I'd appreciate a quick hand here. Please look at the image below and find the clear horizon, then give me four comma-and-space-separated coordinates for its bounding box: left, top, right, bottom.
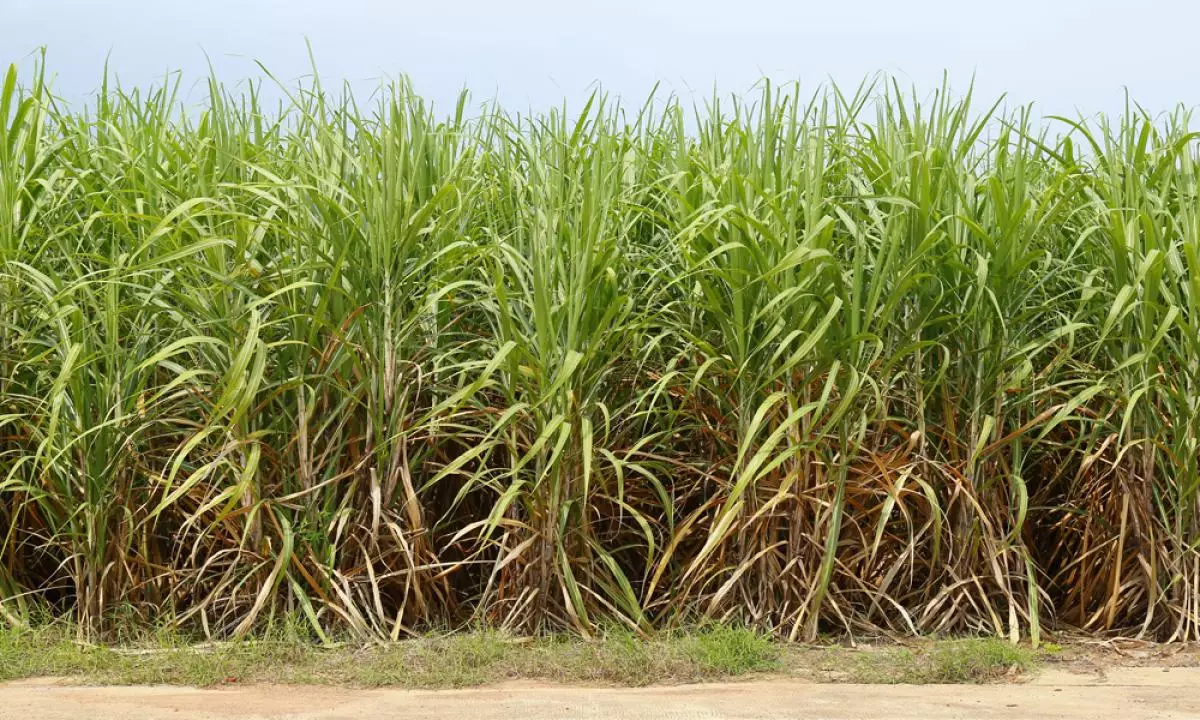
6, 0, 1197, 118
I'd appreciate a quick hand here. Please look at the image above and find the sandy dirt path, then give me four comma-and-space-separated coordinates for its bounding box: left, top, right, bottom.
3, 667, 1198, 719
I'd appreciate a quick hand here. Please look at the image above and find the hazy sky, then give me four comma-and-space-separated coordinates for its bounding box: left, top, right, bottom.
5, 0, 1197, 118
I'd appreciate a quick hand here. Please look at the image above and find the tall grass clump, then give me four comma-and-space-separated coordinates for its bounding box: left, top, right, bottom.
3, 56, 1200, 643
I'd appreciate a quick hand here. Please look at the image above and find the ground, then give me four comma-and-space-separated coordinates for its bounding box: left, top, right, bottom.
3, 668, 1199, 719
2, 630, 1200, 718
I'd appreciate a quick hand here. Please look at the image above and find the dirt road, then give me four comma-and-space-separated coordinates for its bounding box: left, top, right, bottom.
3, 667, 1198, 719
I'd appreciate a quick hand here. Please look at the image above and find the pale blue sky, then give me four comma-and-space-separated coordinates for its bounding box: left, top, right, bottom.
5, 0, 1196, 117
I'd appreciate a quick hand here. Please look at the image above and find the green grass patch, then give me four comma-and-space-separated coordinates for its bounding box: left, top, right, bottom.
0, 624, 1034, 688
788, 638, 1037, 684
681, 625, 779, 675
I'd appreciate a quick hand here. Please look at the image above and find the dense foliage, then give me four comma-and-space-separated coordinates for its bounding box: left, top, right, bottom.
3, 59, 1200, 642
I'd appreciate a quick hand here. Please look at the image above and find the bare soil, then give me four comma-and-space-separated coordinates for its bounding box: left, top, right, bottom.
3, 667, 1199, 719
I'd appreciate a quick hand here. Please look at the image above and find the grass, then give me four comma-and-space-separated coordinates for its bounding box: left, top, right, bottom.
0, 624, 778, 687
805, 640, 1036, 684
0, 623, 1038, 687
4, 52, 1200, 646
